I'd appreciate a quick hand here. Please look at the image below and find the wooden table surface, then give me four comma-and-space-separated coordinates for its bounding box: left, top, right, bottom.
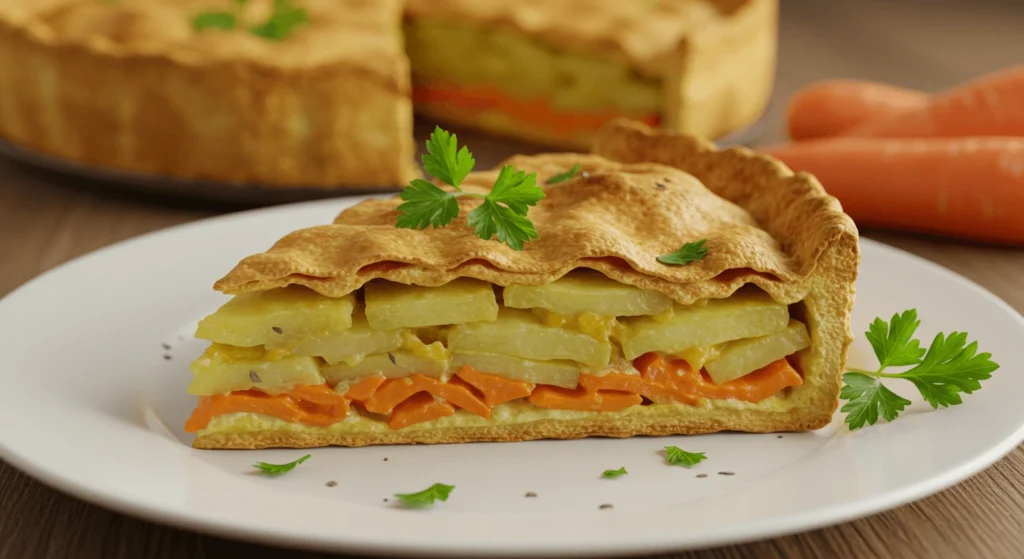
3, 0, 1024, 557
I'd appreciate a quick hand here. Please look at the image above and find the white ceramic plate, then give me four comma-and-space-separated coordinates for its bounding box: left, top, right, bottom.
1, 198, 1022, 558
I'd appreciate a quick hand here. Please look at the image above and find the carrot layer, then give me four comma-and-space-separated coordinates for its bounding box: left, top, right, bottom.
184, 384, 349, 432
639, 355, 804, 403
388, 392, 455, 430
528, 386, 643, 412
359, 374, 491, 419
453, 366, 534, 407
412, 79, 660, 140
186, 358, 803, 432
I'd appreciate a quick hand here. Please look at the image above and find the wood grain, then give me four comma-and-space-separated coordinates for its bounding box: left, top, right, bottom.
3, 0, 1024, 557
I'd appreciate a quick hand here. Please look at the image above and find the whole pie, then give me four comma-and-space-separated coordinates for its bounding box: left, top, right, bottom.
0, 0, 777, 188
184, 120, 859, 449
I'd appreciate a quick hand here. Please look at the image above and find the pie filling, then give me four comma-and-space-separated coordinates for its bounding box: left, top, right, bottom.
185, 272, 810, 433
404, 18, 664, 142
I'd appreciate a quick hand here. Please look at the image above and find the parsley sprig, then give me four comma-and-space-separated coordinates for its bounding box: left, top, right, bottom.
665, 446, 706, 467
546, 164, 581, 185
253, 454, 310, 475
192, 0, 308, 41
396, 127, 545, 250
841, 309, 999, 430
657, 239, 708, 266
602, 467, 628, 478
394, 483, 454, 508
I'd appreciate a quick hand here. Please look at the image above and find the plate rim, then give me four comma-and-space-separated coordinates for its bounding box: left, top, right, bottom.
0, 200, 1022, 557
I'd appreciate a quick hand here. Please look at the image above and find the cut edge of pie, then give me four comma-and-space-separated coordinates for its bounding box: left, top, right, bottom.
0, 0, 777, 188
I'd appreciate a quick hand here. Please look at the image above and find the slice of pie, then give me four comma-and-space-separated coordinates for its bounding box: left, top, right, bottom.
406, 0, 778, 148
0, 0, 776, 188
185, 120, 858, 449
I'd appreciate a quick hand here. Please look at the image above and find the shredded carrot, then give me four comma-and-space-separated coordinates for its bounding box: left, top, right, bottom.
362, 374, 490, 419
345, 376, 387, 402
388, 392, 455, 430
184, 384, 349, 432
454, 366, 534, 407
578, 372, 694, 404
787, 79, 929, 140
528, 386, 643, 412
640, 356, 803, 403
760, 136, 1024, 244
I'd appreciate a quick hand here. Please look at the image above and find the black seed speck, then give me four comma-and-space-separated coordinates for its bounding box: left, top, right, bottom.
696, 474, 708, 478
249, 370, 262, 383
163, 354, 172, 361
387, 352, 397, 365
718, 471, 735, 476
272, 326, 283, 334
383, 498, 389, 502
161, 343, 171, 350
655, 182, 666, 190
326, 480, 337, 487
525, 492, 538, 498
777, 435, 784, 439
383, 457, 389, 462
599, 504, 614, 510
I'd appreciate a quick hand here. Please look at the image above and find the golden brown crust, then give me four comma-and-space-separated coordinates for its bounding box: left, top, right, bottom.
0, 0, 418, 187
197, 120, 859, 447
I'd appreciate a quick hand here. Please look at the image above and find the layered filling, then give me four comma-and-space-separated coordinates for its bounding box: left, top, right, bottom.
404, 19, 663, 143
185, 273, 810, 434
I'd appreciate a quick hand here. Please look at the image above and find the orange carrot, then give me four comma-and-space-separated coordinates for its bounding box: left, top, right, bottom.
760, 137, 1024, 244
788, 80, 929, 140
388, 392, 455, 430
844, 66, 1024, 138
528, 386, 642, 412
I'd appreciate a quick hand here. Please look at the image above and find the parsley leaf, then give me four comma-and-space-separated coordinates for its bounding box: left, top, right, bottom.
394, 483, 454, 508
665, 446, 706, 467
657, 239, 709, 266
466, 166, 544, 250
602, 467, 628, 478
422, 126, 475, 188
395, 179, 459, 230
896, 332, 998, 408
866, 310, 926, 367
546, 164, 581, 185
839, 372, 911, 429
250, 0, 308, 41
193, 12, 237, 31
467, 200, 539, 251
396, 128, 543, 250
840, 310, 999, 430
253, 454, 310, 475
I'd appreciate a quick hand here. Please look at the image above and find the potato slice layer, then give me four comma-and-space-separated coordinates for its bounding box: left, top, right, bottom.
448, 309, 612, 368
706, 321, 810, 384
451, 352, 581, 388
196, 286, 354, 348
504, 271, 672, 317
188, 344, 323, 396
364, 278, 498, 330
621, 291, 789, 360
